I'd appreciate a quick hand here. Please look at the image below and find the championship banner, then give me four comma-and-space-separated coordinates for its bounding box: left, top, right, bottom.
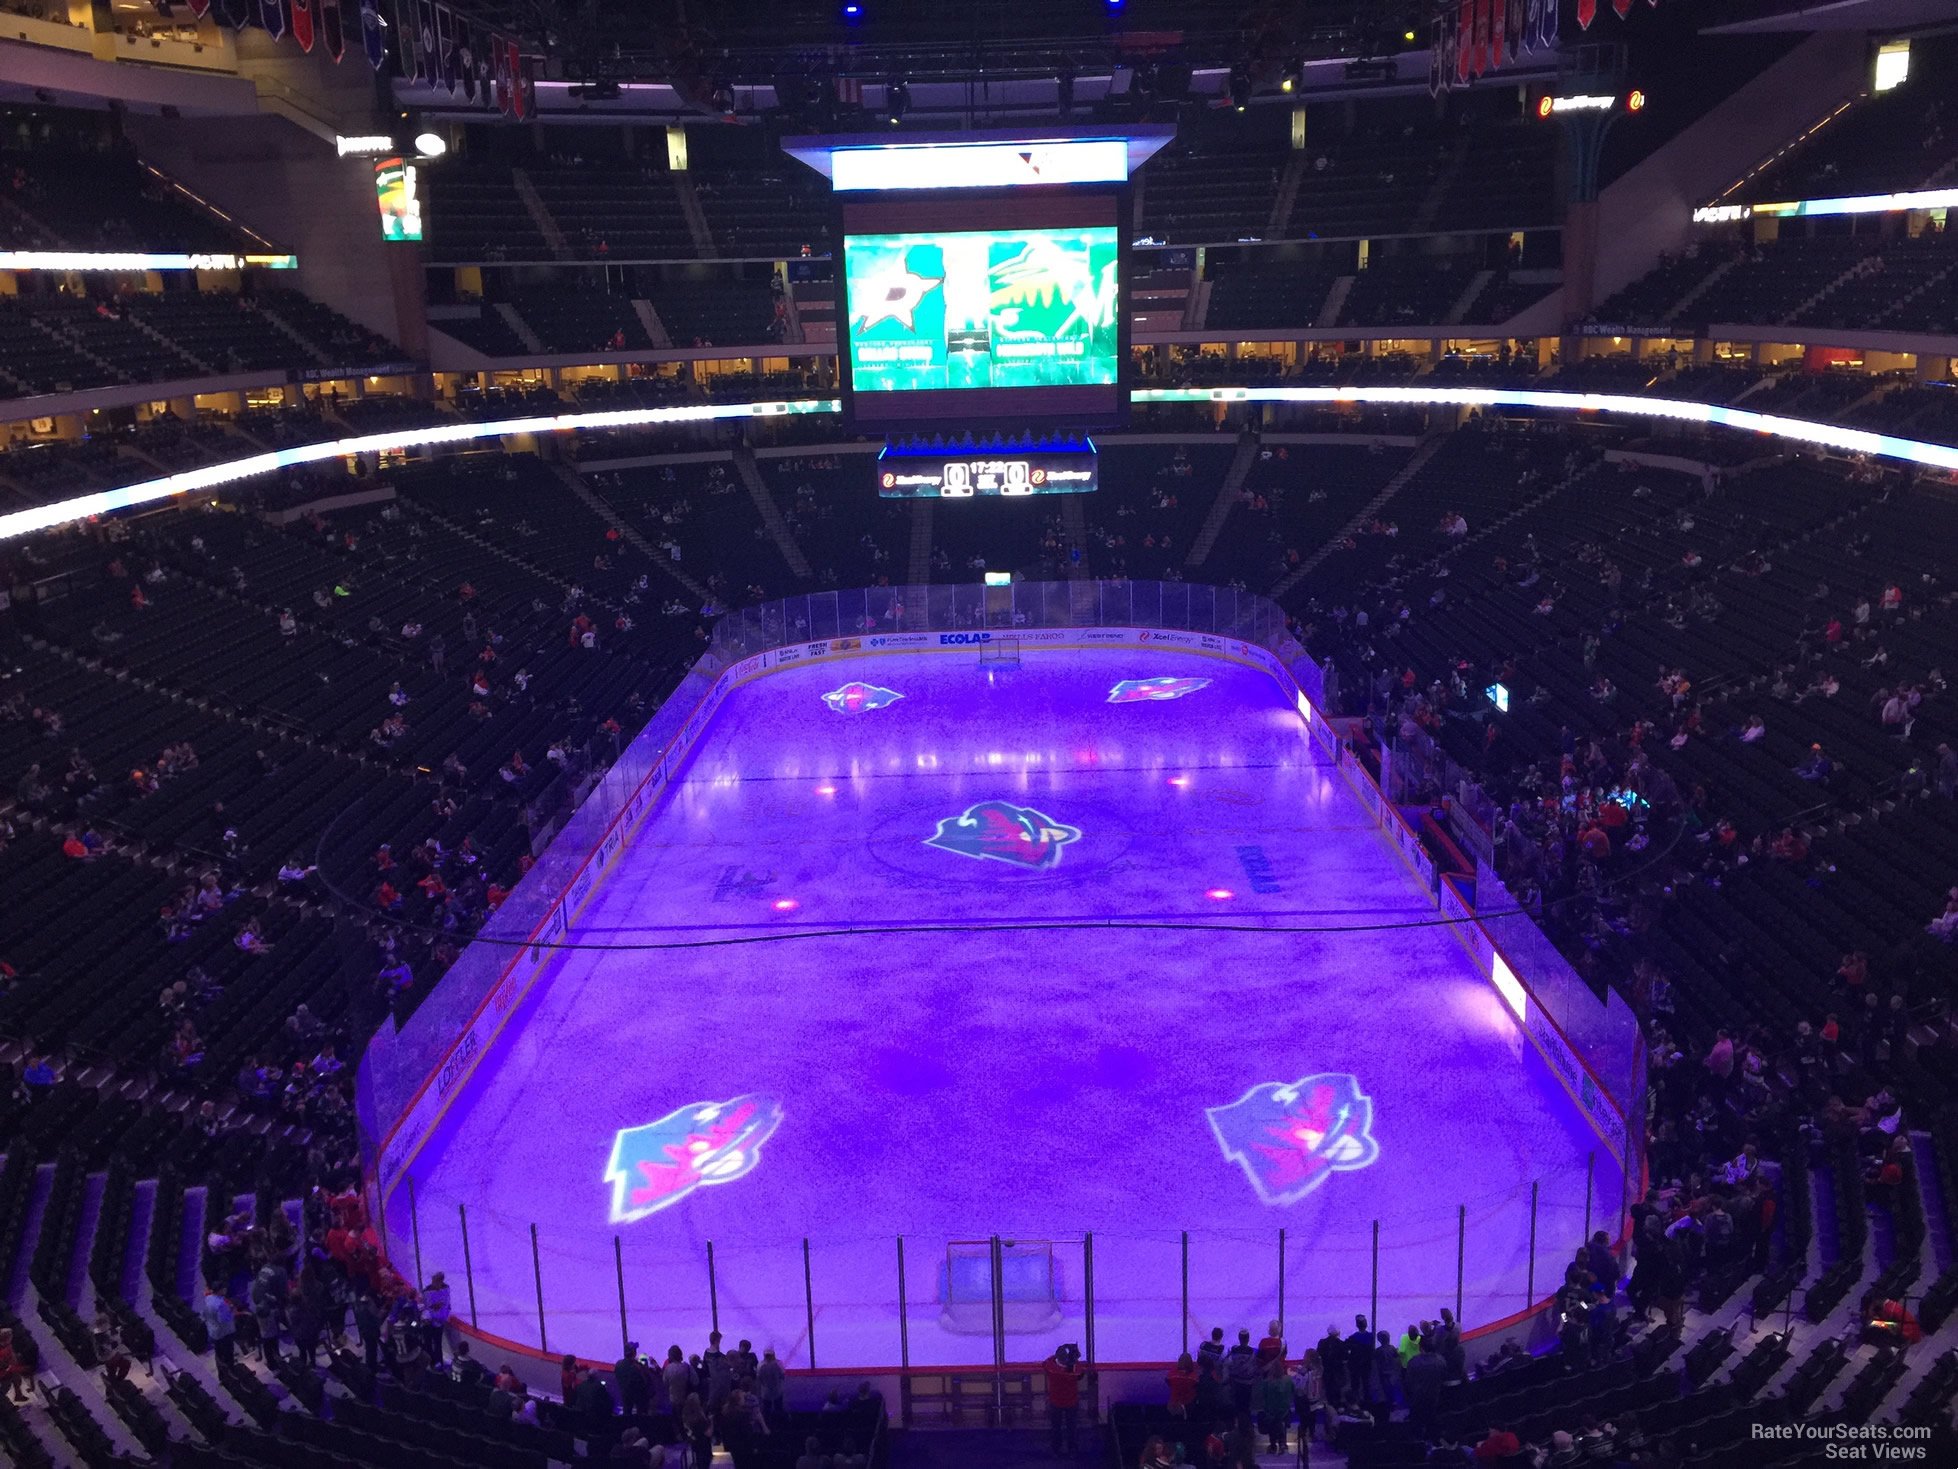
215, 0, 250, 28
292, 0, 315, 52
361, 0, 386, 68
1456, 0, 1472, 82
394, 0, 420, 78
1492, 0, 1506, 68
321, 0, 344, 60
515, 50, 535, 121
416, 0, 438, 83
436, 5, 459, 92
457, 24, 477, 100
493, 32, 512, 112
1506, 0, 1525, 59
1613, 0, 1632, 15
186, 0, 210, 17
258, 0, 286, 40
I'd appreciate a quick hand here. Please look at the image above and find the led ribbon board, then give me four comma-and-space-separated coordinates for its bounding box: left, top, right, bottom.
6, 388, 1958, 544
0, 251, 297, 271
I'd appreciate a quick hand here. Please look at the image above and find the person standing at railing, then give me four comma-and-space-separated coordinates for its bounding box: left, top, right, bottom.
1042, 1344, 1086, 1457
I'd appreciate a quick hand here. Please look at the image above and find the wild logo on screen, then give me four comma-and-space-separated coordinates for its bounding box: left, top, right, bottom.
1206, 1074, 1380, 1206
605, 1094, 785, 1224
925, 800, 1081, 870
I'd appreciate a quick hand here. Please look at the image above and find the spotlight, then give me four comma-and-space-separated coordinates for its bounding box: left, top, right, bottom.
840, 1, 862, 20
1206, 888, 1235, 901
1280, 57, 1301, 93
772, 898, 800, 912
412, 131, 447, 158
1104, 0, 1124, 9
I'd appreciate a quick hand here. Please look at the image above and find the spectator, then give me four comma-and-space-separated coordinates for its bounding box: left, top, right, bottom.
1165, 1351, 1198, 1418
1043, 1344, 1086, 1455
1402, 1337, 1447, 1438
201, 1284, 237, 1366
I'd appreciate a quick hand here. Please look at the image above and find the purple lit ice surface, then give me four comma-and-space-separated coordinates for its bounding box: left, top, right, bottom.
399, 649, 1614, 1366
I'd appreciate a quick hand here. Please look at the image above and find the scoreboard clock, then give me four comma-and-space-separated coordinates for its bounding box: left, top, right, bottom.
876, 446, 1099, 499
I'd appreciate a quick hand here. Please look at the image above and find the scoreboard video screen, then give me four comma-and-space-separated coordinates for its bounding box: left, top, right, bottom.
840, 193, 1125, 427
876, 443, 1099, 498
846, 227, 1120, 393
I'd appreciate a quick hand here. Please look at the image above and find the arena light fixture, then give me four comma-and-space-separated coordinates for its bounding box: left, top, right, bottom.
7, 386, 1958, 544
413, 132, 448, 158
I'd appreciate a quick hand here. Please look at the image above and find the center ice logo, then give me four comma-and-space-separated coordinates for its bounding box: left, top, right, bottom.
1108, 677, 1211, 703
926, 800, 1081, 870
822, 681, 904, 714
1206, 1074, 1379, 1206
605, 1094, 785, 1224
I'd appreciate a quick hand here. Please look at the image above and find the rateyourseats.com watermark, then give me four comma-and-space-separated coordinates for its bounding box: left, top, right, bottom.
1752, 1423, 1936, 1460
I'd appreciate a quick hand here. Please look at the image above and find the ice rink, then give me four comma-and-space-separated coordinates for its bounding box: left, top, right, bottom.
396, 645, 1619, 1368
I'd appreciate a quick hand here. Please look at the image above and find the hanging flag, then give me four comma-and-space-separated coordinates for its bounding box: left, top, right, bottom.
519, 54, 537, 121
1545, 0, 1561, 45
457, 23, 476, 101
417, 0, 438, 82
292, 0, 315, 51
508, 37, 524, 113
1491, 0, 1505, 69
186, 0, 210, 17
1613, 0, 1632, 14
1504, 0, 1522, 65
359, 0, 384, 67
391, 0, 416, 76
1429, 16, 1445, 94
440, 7, 461, 92
320, 0, 343, 60
1456, 0, 1472, 82
258, 0, 286, 39
1470, 0, 1487, 75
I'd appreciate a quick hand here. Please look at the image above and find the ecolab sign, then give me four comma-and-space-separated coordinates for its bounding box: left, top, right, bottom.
939, 632, 993, 646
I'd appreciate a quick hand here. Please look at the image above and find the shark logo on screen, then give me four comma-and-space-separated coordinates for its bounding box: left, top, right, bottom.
926, 800, 1081, 870
1206, 1074, 1380, 1207
1108, 677, 1211, 704
605, 1094, 785, 1224
822, 681, 904, 714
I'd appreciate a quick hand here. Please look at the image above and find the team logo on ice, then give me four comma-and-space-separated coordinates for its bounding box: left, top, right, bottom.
822, 681, 904, 714
1206, 1074, 1379, 1206
1108, 677, 1211, 704
605, 1094, 785, 1224
926, 801, 1081, 870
